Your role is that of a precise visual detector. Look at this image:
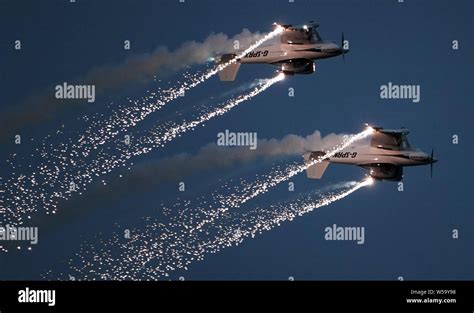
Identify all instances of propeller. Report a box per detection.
[430,149,435,178]
[341,32,346,62]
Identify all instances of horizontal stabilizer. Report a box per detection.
[218,53,240,81]
[304,152,330,179]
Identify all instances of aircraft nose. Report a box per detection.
[338,44,349,53]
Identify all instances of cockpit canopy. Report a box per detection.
[400,134,411,150]
[280,23,323,45]
[371,129,412,151]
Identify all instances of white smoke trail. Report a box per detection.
[85,29,269,89]
[85,130,353,195]
[48,177,372,280]
[187,27,284,86]
[232,128,373,204]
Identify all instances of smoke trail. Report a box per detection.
[229,128,373,206]
[0,74,284,233]
[47,178,372,280]
[0,29,268,139]
[87,129,350,196]
[84,29,267,90]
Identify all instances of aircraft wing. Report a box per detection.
[370,128,410,150]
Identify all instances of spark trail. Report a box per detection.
[147,73,286,145]
[48,177,372,280]
[186,177,374,262]
[77,27,284,152]
[0,74,284,236]
[0,27,283,230]
[0,25,283,227]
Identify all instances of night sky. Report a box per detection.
[0,0,472,280]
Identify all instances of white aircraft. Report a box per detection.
[218,21,348,81]
[304,125,438,181]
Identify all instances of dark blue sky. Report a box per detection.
[0,0,472,280]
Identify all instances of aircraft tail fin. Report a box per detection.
[218,53,241,81]
[304,151,330,179]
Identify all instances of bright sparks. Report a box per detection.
[148,72,285,146]
[50,178,371,280]
[78,27,284,151]
[365,177,375,185]
[0,74,284,236]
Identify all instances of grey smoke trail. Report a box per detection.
[95,130,349,191]
[0,29,264,140]
[84,29,264,89]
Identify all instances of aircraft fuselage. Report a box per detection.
[327,145,435,167]
[237,41,345,66]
